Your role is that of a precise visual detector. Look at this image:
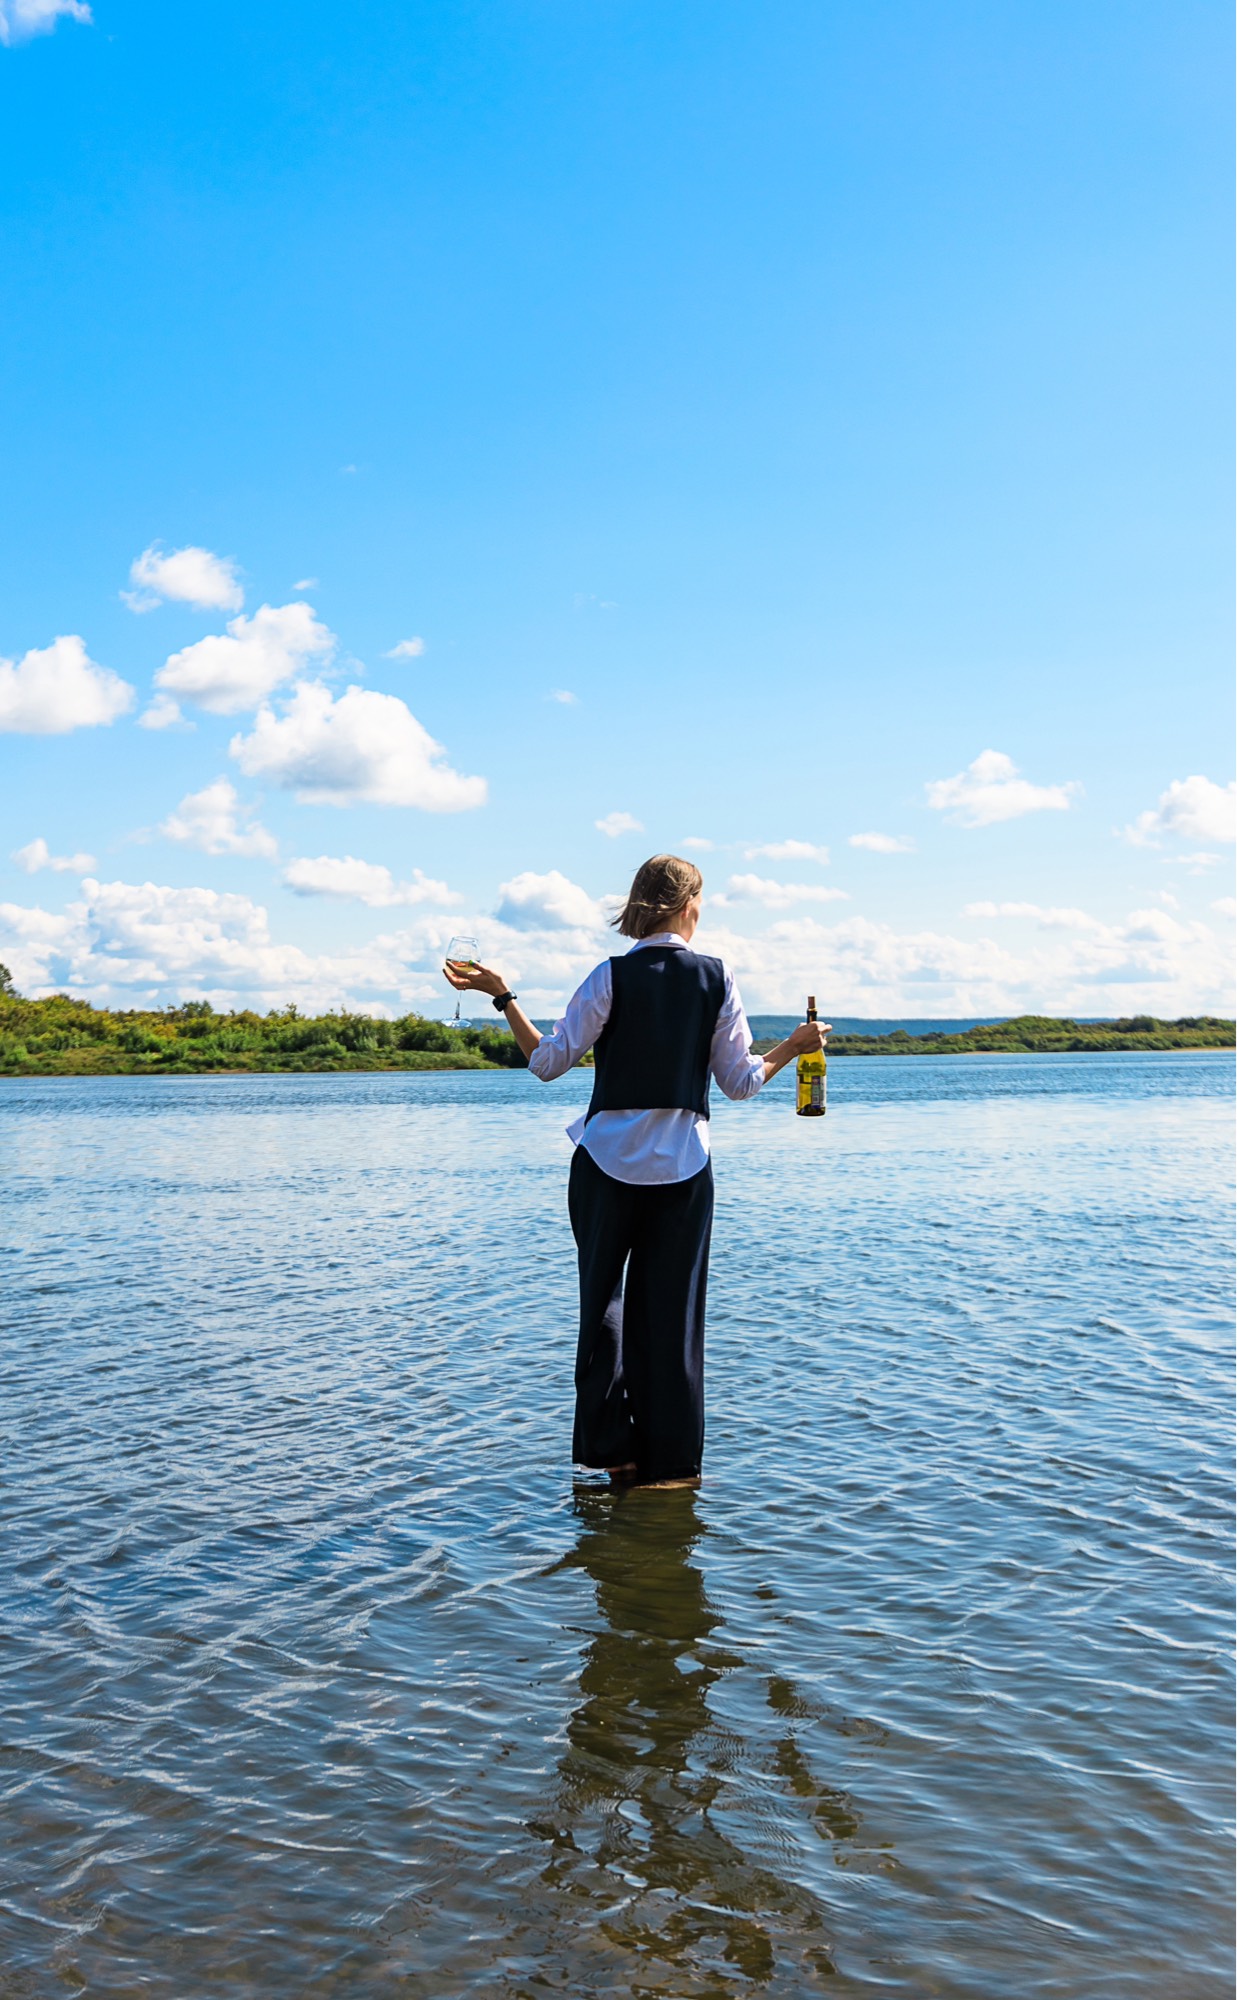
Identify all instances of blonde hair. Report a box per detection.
[611,854,704,939]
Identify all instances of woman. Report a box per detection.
[444,854,830,1486]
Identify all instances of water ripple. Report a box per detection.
[0,1054,1232,1997]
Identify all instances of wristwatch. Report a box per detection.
[492,991,517,1012]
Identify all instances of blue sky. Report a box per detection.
[1,0,1232,1017]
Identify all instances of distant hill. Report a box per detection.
[752,1015,1235,1056]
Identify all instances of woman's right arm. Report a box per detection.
[444,958,610,1075]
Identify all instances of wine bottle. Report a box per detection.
[796,994,827,1117]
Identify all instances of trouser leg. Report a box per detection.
[568,1146,638,1468]
[621,1162,714,1481]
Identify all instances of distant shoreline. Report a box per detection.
[2,1044,1233,1083]
[1,984,1231,1076]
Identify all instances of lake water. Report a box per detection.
[1,1054,1233,1999]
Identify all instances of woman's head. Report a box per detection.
[611,853,704,939]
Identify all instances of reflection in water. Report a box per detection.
[531,1485,860,1991]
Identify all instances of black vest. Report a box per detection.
[587,946,726,1120]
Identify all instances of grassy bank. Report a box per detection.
[0,968,1230,1076]
[0,985,526,1076]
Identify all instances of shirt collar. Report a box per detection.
[629,931,689,952]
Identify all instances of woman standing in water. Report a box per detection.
[444,854,829,1486]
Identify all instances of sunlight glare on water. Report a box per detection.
[0,1053,1232,1997]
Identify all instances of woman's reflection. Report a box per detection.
[531,1484,850,1987]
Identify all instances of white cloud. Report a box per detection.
[595,811,644,838]
[745,840,830,864]
[692,905,1233,1020]
[137,692,188,731]
[283,855,459,909]
[848,832,915,854]
[926,749,1080,827]
[714,874,850,910]
[124,543,243,614]
[159,778,278,859]
[12,837,95,874]
[1124,776,1236,848]
[156,602,334,715]
[0,879,323,1006]
[0,0,89,46]
[2,875,1231,1020]
[384,637,425,660]
[964,901,1103,932]
[680,837,715,852]
[495,870,605,932]
[1212,897,1236,920]
[547,689,578,705]
[292,578,319,593]
[0,635,134,734]
[1168,851,1222,874]
[230,682,487,811]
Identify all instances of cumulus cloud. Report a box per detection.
[137,692,188,731]
[595,811,643,838]
[155,602,334,715]
[0,635,134,734]
[745,840,830,864]
[159,779,278,859]
[926,750,1080,827]
[693,905,1233,1021]
[292,578,319,593]
[0,879,323,1006]
[384,637,425,660]
[2,873,1231,1020]
[283,855,459,908]
[230,682,487,811]
[1123,776,1236,848]
[124,543,244,615]
[680,836,715,852]
[713,874,850,910]
[0,0,89,46]
[848,832,915,854]
[1212,898,1236,920]
[964,901,1103,932]
[12,837,95,874]
[495,870,605,931]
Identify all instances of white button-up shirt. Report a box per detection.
[527,933,767,1185]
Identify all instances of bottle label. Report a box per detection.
[796,1064,827,1115]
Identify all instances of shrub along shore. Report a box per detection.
[0,970,1231,1076]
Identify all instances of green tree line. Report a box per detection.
[0,966,528,1075]
[0,967,1230,1075]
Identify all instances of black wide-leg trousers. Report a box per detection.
[568,1144,714,1482]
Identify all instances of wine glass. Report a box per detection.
[444,934,480,975]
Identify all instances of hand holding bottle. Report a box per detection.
[757,1000,831,1091]
[795,995,829,1117]
[788,1019,831,1054]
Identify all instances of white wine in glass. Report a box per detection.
[444,934,480,975]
